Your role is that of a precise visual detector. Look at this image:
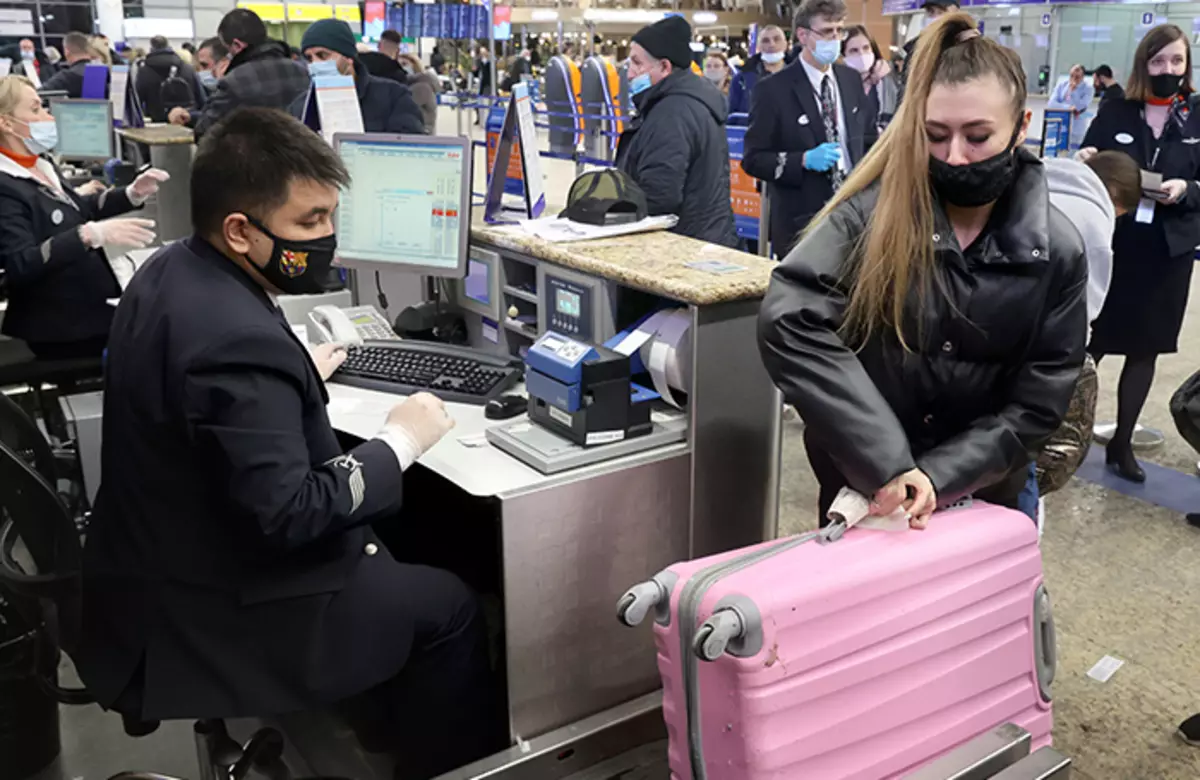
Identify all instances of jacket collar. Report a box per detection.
[228,40,289,74]
[0,152,73,205]
[353,58,371,100]
[933,148,1048,266]
[186,234,278,313]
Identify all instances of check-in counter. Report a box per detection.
[115,125,195,243]
[327,227,782,778]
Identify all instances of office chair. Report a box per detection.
[0,391,91,528]
[0,440,309,780]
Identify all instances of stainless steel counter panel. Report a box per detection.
[148,143,194,243]
[500,454,691,741]
[690,299,782,556]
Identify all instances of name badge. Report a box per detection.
[798,114,810,126]
[1136,197,1156,224]
[1115,133,1135,144]
[51,209,63,225]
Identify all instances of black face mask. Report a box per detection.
[1150,72,1184,99]
[244,214,340,295]
[928,125,1021,208]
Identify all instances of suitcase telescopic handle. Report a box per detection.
[617,579,668,627]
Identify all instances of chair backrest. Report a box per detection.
[0,438,83,654]
[0,392,57,484]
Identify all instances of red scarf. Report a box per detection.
[0,145,38,169]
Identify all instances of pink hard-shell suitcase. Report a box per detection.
[617,500,1056,780]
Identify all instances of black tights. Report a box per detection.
[1089,351,1158,450]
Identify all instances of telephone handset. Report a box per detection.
[308,305,401,345]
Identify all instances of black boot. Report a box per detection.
[1187,513,1200,530]
[1105,440,1145,483]
[1179,713,1200,746]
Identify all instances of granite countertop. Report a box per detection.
[470,223,775,305]
[115,125,195,145]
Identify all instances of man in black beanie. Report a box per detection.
[615,16,736,247]
[290,18,424,135]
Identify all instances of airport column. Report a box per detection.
[94,0,124,41]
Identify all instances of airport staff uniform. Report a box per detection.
[742,58,878,257]
[0,151,134,358]
[77,236,497,779]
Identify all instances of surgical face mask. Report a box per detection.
[630,72,652,96]
[1150,72,1184,99]
[8,117,57,155]
[307,58,340,78]
[928,128,1020,208]
[812,38,841,67]
[198,69,218,87]
[761,51,785,65]
[20,50,34,61]
[844,51,875,75]
[244,215,340,295]
[705,68,726,84]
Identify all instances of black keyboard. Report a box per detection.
[330,340,522,405]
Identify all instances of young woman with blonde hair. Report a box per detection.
[759,13,1088,526]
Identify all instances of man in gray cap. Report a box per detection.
[615,15,736,247]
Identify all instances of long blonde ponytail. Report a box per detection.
[805,12,1026,350]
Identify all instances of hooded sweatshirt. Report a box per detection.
[1043,157,1114,324]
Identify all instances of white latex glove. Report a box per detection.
[1159,179,1188,205]
[81,218,157,253]
[312,342,347,381]
[74,180,105,197]
[387,392,455,451]
[128,168,170,206]
[1074,146,1097,163]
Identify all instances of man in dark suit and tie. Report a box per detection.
[741,0,878,258]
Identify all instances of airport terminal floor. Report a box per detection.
[13,110,1200,780]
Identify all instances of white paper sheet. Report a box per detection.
[517,215,677,243]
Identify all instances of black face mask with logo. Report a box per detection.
[927,119,1023,208]
[244,214,340,295]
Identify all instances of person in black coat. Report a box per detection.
[75,108,501,780]
[168,10,311,141]
[359,28,407,84]
[1078,24,1200,483]
[0,75,164,359]
[136,35,204,122]
[741,0,879,258]
[759,15,1087,526]
[291,18,424,136]
[1093,64,1125,104]
[40,31,95,98]
[615,16,736,248]
[727,25,793,125]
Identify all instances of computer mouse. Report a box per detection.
[486,394,528,420]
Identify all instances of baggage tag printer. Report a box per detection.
[525,331,658,447]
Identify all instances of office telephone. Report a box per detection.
[309,305,400,345]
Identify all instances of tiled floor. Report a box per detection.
[29,105,1200,779]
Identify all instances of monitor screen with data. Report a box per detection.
[51,98,113,161]
[333,133,471,278]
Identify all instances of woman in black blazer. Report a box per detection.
[1079,24,1200,482]
[0,75,165,359]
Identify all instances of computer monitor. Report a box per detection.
[50,98,114,162]
[333,133,471,278]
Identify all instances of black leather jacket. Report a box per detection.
[759,151,1088,510]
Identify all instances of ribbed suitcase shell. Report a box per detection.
[646,502,1054,780]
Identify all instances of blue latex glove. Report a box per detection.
[803,142,843,172]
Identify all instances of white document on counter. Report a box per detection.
[517,215,678,243]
